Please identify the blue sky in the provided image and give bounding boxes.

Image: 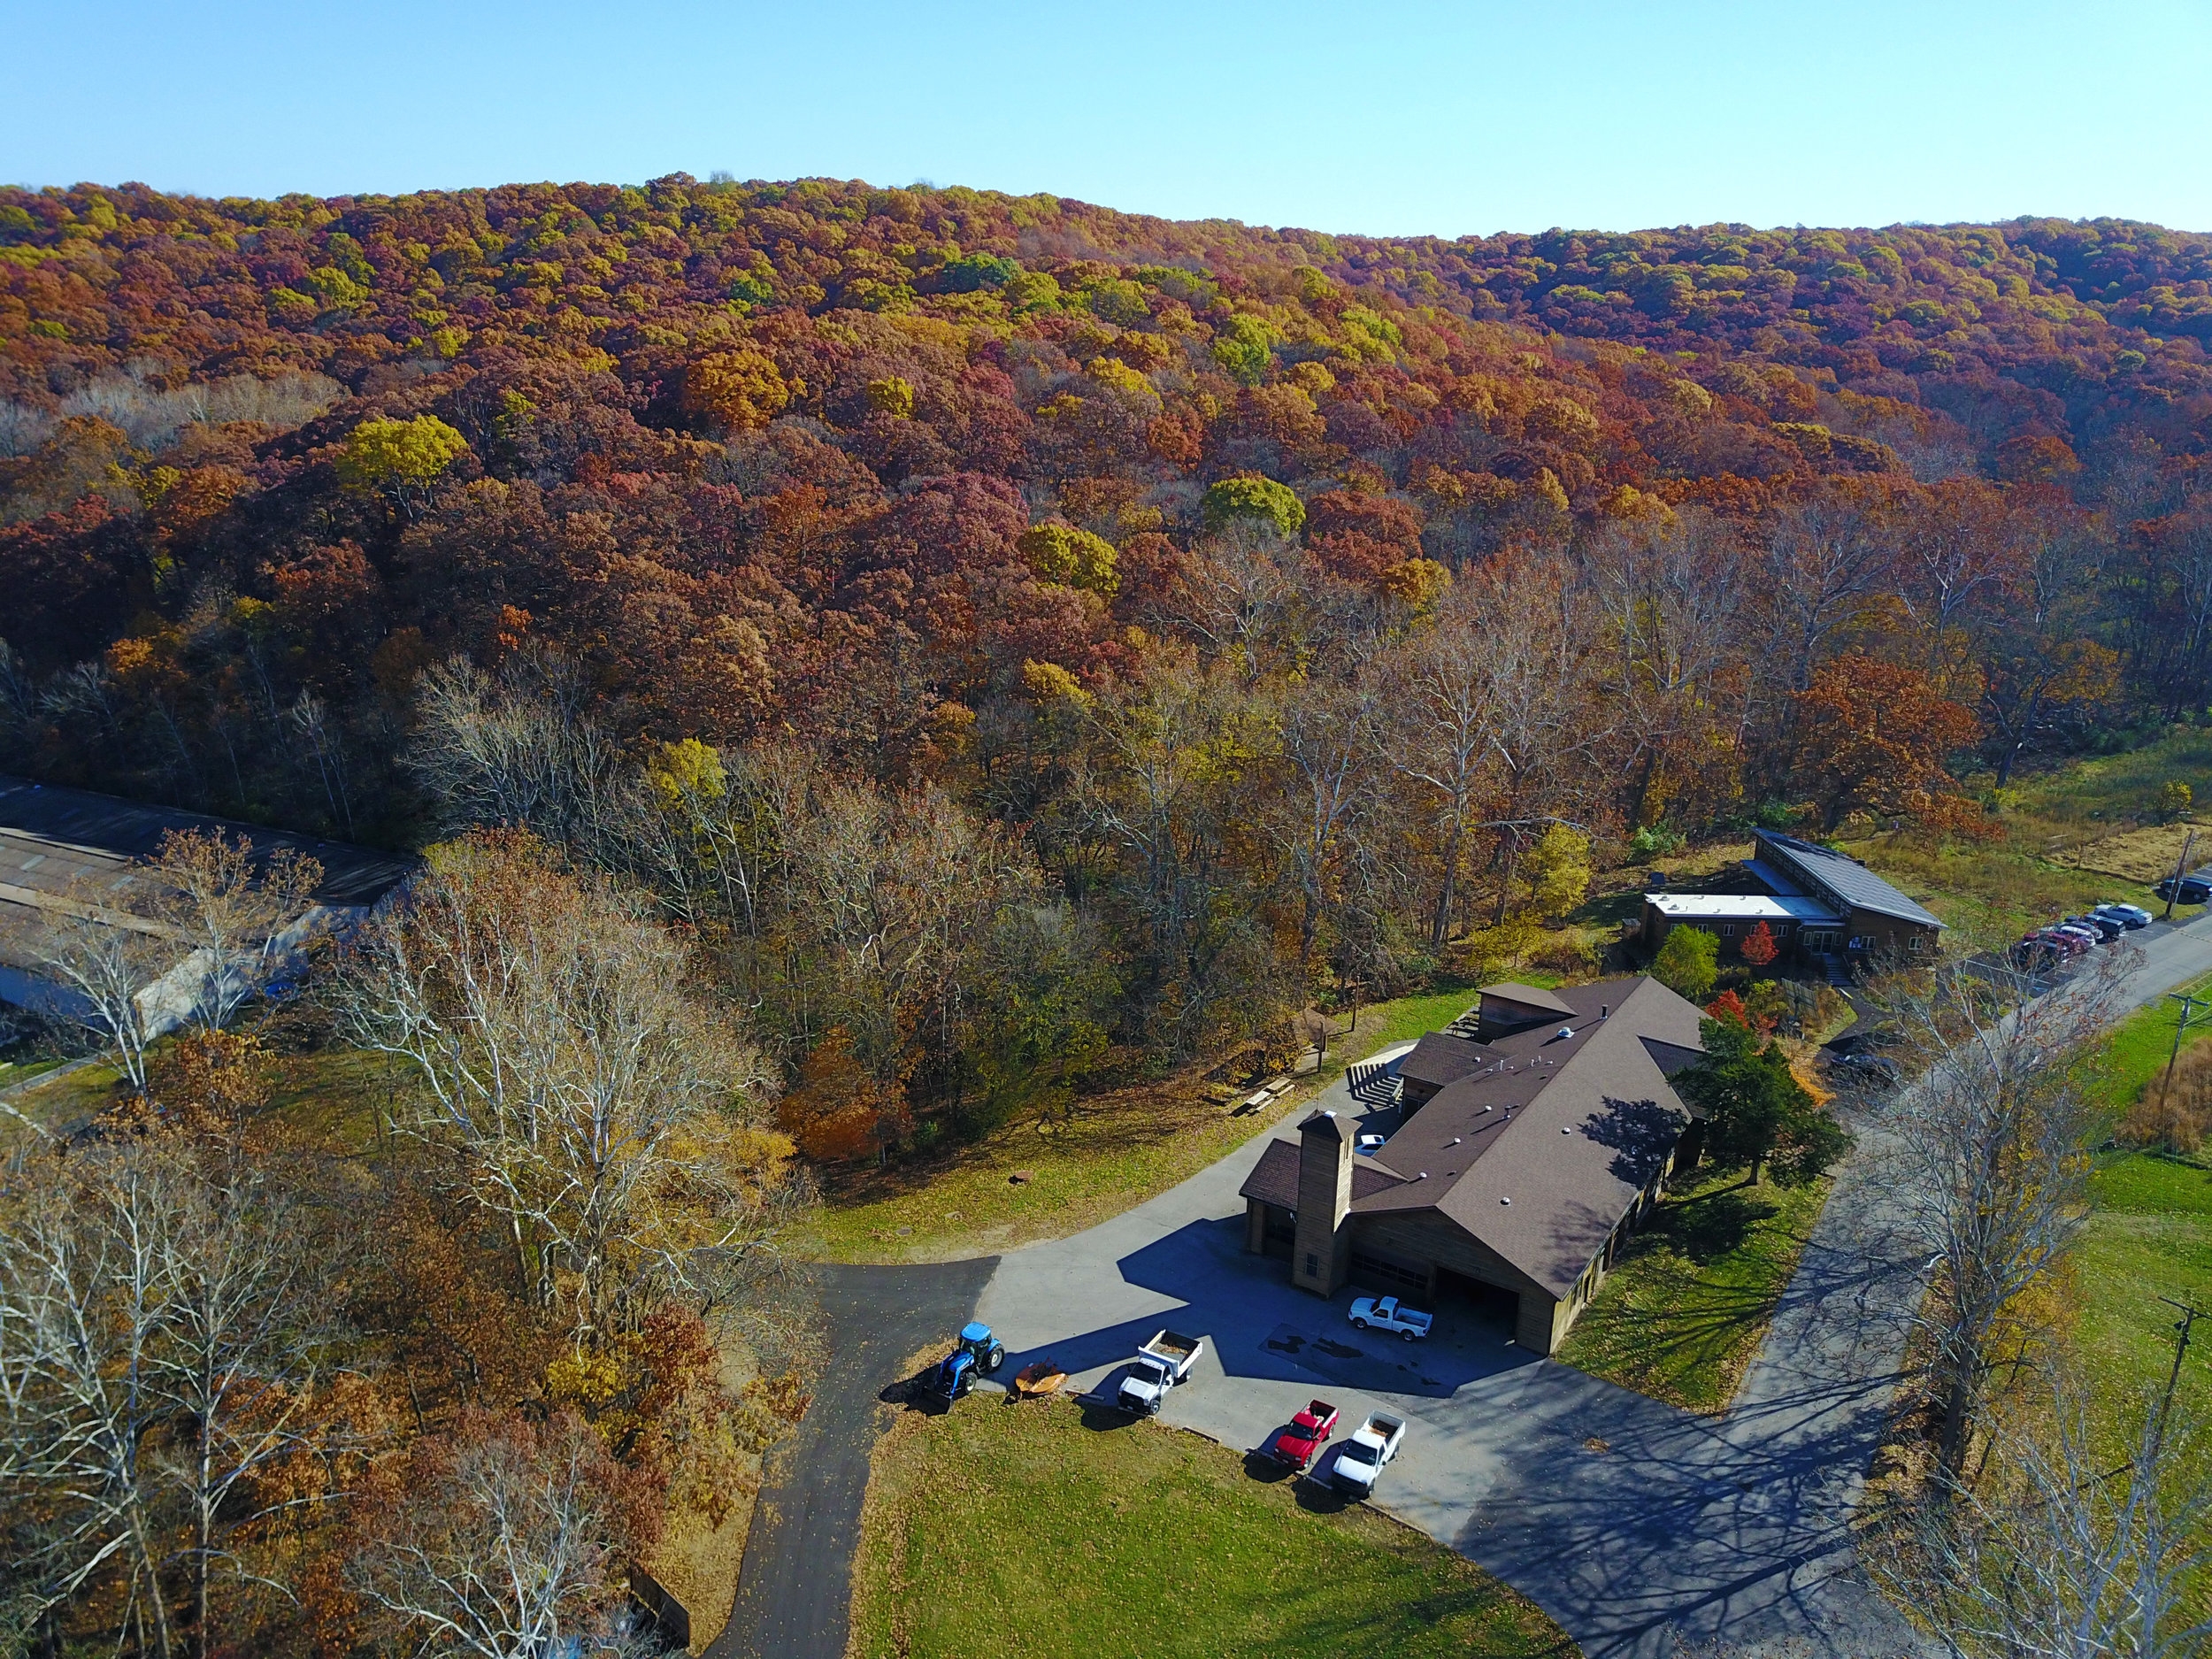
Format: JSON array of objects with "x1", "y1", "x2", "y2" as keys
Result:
[{"x1": 4, "y1": 0, "x2": 2208, "y2": 235}]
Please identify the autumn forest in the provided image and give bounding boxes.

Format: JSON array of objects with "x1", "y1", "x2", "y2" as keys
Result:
[
  {"x1": 8, "y1": 179, "x2": 2212, "y2": 1087},
  {"x1": 4, "y1": 173, "x2": 2212, "y2": 1652}
]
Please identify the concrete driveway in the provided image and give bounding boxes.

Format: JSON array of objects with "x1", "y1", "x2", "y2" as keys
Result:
[{"x1": 974, "y1": 915, "x2": 2212, "y2": 1657}]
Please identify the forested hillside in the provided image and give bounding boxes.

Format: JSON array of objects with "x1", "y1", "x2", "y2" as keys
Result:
[{"x1": 5, "y1": 174, "x2": 2212, "y2": 1119}]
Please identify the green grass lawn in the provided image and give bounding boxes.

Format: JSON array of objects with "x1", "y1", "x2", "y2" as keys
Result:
[
  {"x1": 802, "y1": 979, "x2": 1501, "y2": 1265},
  {"x1": 0, "y1": 1056, "x2": 123, "y2": 1144},
  {"x1": 2074, "y1": 1151, "x2": 2212, "y2": 1571},
  {"x1": 1815, "y1": 727, "x2": 2212, "y2": 946},
  {"x1": 0, "y1": 1056, "x2": 64, "y2": 1091},
  {"x1": 2006, "y1": 727, "x2": 2212, "y2": 829},
  {"x1": 848, "y1": 1394, "x2": 1572, "y2": 1659},
  {"x1": 1555, "y1": 1164, "x2": 1832, "y2": 1413},
  {"x1": 2078, "y1": 970, "x2": 2212, "y2": 1120}
]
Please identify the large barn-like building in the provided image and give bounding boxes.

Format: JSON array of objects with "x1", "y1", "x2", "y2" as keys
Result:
[{"x1": 1239, "y1": 976, "x2": 1707, "y2": 1354}]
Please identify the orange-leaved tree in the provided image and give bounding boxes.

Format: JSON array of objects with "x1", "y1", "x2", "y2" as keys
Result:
[
  {"x1": 1793, "y1": 653, "x2": 1982, "y2": 833},
  {"x1": 1741, "y1": 919, "x2": 1779, "y2": 968}
]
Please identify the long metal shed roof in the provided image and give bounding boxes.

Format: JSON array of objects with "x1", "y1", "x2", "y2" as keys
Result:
[{"x1": 1752, "y1": 832, "x2": 1943, "y2": 929}]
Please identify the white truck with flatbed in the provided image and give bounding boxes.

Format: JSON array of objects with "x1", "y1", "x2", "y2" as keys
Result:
[
  {"x1": 1116, "y1": 1329, "x2": 1203, "y2": 1414},
  {"x1": 1348, "y1": 1294, "x2": 1433, "y2": 1341},
  {"x1": 1331, "y1": 1410, "x2": 1406, "y2": 1497}
]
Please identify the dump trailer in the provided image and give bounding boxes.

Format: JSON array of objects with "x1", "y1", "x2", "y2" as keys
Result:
[{"x1": 1115, "y1": 1330, "x2": 1203, "y2": 1415}]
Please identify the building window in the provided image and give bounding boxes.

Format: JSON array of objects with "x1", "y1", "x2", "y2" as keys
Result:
[
  {"x1": 1720, "y1": 925, "x2": 1735, "y2": 938},
  {"x1": 1304, "y1": 1252, "x2": 1318, "y2": 1279},
  {"x1": 1910, "y1": 935, "x2": 1924, "y2": 952}
]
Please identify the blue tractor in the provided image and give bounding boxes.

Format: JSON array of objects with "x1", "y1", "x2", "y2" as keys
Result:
[{"x1": 929, "y1": 1322, "x2": 1007, "y2": 1402}]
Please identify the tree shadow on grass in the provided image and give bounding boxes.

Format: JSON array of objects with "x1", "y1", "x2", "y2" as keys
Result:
[
  {"x1": 1648, "y1": 1182, "x2": 1780, "y2": 1266},
  {"x1": 1573, "y1": 1277, "x2": 1786, "y2": 1388},
  {"x1": 1567, "y1": 1186, "x2": 1816, "y2": 1407},
  {"x1": 818, "y1": 1094, "x2": 1230, "y2": 1206}
]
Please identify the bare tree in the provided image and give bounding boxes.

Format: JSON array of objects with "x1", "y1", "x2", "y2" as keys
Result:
[
  {"x1": 1387, "y1": 553, "x2": 1602, "y2": 943},
  {"x1": 1586, "y1": 507, "x2": 1744, "y2": 829},
  {"x1": 286, "y1": 688, "x2": 356, "y2": 833},
  {"x1": 1275, "y1": 674, "x2": 1379, "y2": 977},
  {"x1": 143, "y1": 1144, "x2": 331, "y2": 1658},
  {"x1": 1763, "y1": 483, "x2": 1896, "y2": 695},
  {"x1": 614, "y1": 742, "x2": 804, "y2": 947},
  {"x1": 407, "y1": 648, "x2": 625, "y2": 852},
  {"x1": 1878, "y1": 1381, "x2": 2212, "y2": 1659},
  {"x1": 1161, "y1": 521, "x2": 1301, "y2": 680},
  {"x1": 142, "y1": 829, "x2": 323, "y2": 1033},
  {"x1": 1071, "y1": 657, "x2": 1288, "y2": 1058},
  {"x1": 332, "y1": 833, "x2": 780, "y2": 1340},
  {"x1": 346, "y1": 1410, "x2": 656, "y2": 1659},
  {"x1": 0, "y1": 1138, "x2": 330, "y2": 1658},
  {"x1": 1870, "y1": 950, "x2": 2129, "y2": 1472},
  {"x1": 0, "y1": 1141, "x2": 179, "y2": 1655},
  {"x1": 35, "y1": 887, "x2": 171, "y2": 1091}
]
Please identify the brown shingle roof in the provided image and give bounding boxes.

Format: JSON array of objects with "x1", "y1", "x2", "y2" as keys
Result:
[
  {"x1": 1242, "y1": 977, "x2": 1707, "y2": 1300},
  {"x1": 1238, "y1": 1138, "x2": 1408, "y2": 1210},
  {"x1": 1397, "y1": 1032, "x2": 1494, "y2": 1093},
  {"x1": 1479, "y1": 981, "x2": 1578, "y2": 1018}
]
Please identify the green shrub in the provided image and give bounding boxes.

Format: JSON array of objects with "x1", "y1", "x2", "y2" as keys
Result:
[
  {"x1": 1651, "y1": 926, "x2": 1718, "y2": 1001},
  {"x1": 1627, "y1": 823, "x2": 1686, "y2": 862}
]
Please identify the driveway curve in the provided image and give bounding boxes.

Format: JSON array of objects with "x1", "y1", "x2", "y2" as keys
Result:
[{"x1": 709, "y1": 1258, "x2": 997, "y2": 1659}]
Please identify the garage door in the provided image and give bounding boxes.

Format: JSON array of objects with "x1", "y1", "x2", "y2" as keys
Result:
[{"x1": 1349, "y1": 1249, "x2": 1429, "y2": 1294}]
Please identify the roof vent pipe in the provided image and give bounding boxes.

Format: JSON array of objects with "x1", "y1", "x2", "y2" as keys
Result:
[{"x1": 1601, "y1": 1004, "x2": 1609, "y2": 1018}]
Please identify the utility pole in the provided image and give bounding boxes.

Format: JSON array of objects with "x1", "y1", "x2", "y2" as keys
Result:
[
  {"x1": 2154, "y1": 1297, "x2": 2203, "y2": 1455},
  {"x1": 2163, "y1": 828, "x2": 2198, "y2": 922},
  {"x1": 2162, "y1": 990, "x2": 2209, "y2": 1106},
  {"x1": 2085, "y1": 1296, "x2": 2204, "y2": 1491}
]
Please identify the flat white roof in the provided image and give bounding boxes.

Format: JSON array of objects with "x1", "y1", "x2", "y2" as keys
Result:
[{"x1": 1647, "y1": 894, "x2": 1840, "y2": 922}]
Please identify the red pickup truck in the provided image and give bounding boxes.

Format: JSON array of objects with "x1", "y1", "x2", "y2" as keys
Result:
[{"x1": 1270, "y1": 1400, "x2": 1340, "y2": 1472}]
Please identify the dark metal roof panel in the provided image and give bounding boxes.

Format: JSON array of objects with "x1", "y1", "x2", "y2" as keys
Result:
[{"x1": 1752, "y1": 832, "x2": 1943, "y2": 929}]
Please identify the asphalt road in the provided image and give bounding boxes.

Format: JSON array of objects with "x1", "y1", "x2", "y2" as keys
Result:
[
  {"x1": 717, "y1": 916, "x2": 2212, "y2": 1658},
  {"x1": 708, "y1": 1257, "x2": 997, "y2": 1659}
]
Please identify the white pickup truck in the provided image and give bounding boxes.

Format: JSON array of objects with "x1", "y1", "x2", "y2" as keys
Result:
[
  {"x1": 1331, "y1": 1411, "x2": 1406, "y2": 1497},
  {"x1": 1349, "y1": 1295, "x2": 1433, "y2": 1341},
  {"x1": 1116, "y1": 1329, "x2": 1203, "y2": 1415}
]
